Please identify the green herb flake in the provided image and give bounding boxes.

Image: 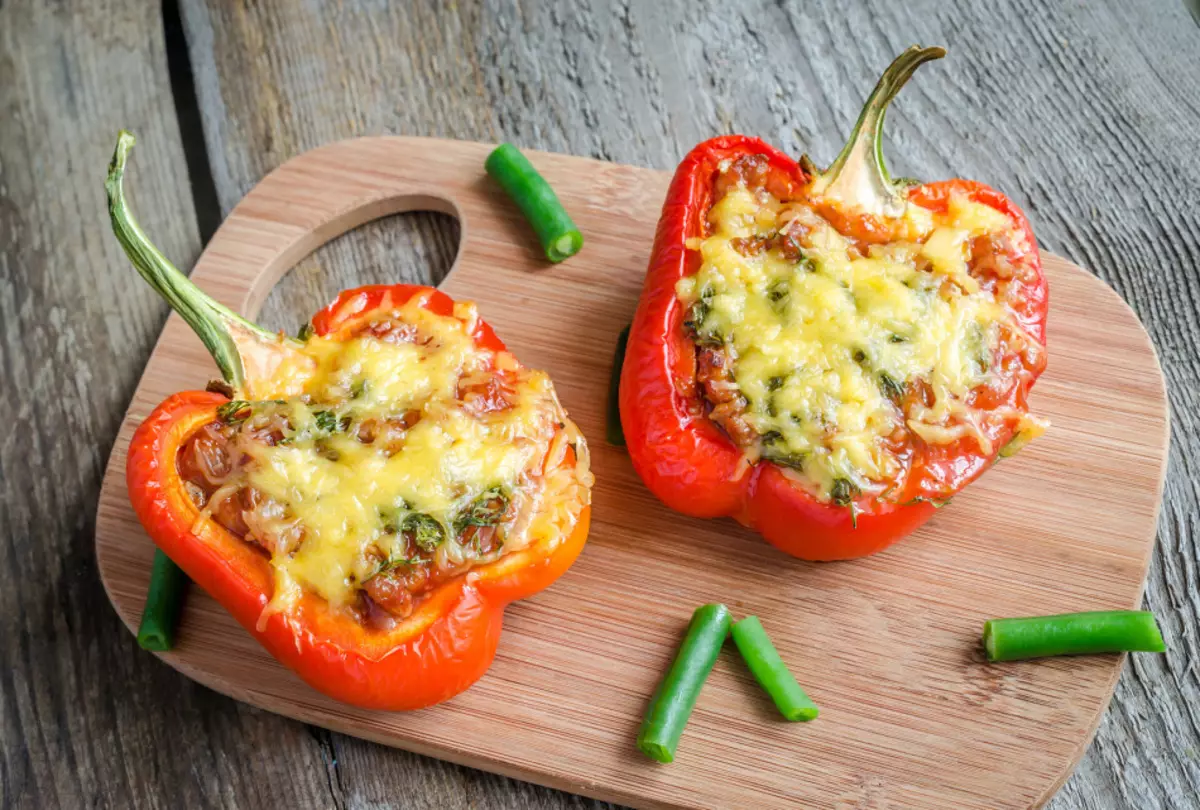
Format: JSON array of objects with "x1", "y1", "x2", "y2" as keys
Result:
[
  {"x1": 878, "y1": 372, "x2": 905, "y2": 400},
  {"x1": 455, "y1": 487, "x2": 510, "y2": 532},
  {"x1": 831, "y1": 478, "x2": 860, "y2": 507},
  {"x1": 761, "y1": 431, "x2": 806, "y2": 470},
  {"x1": 217, "y1": 400, "x2": 251, "y2": 424},
  {"x1": 313, "y1": 410, "x2": 344, "y2": 433},
  {"x1": 401, "y1": 513, "x2": 447, "y2": 551},
  {"x1": 371, "y1": 554, "x2": 418, "y2": 580},
  {"x1": 684, "y1": 287, "x2": 723, "y2": 346},
  {"x1": 297, "y1": 323, "x2": 314, "y2": 341},
  {"x1": 766, "y1": 279, "x2": 790, "y2": 315},
  {"x1": 901, "y1": 495, "x2": 952, "y2": 509}
]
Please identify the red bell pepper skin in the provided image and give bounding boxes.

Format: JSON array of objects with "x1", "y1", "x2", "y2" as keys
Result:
[
  {"x1": 109, "y1": 131, "x2": 591, "y2": 708},
  {"x1": 127, "y1": 285, "x2": 591, "y2": 710},
  {"x1": 620, "y1": 48, "x2": 1047, "y2": 561}
]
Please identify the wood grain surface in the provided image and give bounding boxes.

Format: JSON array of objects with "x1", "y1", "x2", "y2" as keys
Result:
[
  {"x1": 4, "y1": 0, "x2": 1200, "y2": 808},
  {"x1": 94, "y1": 136, "x2": 1169, "y2": 810}
]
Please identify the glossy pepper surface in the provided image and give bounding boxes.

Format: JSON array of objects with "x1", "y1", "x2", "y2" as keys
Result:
[
  {"x1": 619, "y1": 48, "x2": 1048, "y2": 560},
  {"x1": 111, "y1": 132, "x2": 590, "y2": 710}
]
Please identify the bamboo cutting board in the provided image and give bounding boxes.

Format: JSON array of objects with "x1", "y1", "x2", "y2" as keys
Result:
[{"x1": 95, "y1": 137, "x2": 1169, "y2": 810}]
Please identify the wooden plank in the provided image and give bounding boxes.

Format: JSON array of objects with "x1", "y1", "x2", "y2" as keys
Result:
[
  {"x1": 74, "y1": 0, "x2": 1200, "y2": 806},
  {"x1": 95, "y1": 137, "x2": 1168, "y2": 809},
  {"x1": 0, "y1": 3, "x2": 357, "y2": 808}
]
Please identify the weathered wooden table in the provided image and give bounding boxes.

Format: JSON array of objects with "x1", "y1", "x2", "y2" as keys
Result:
[{"x1": 3, "y1": 2, "x2": 1198, "y2": 808}]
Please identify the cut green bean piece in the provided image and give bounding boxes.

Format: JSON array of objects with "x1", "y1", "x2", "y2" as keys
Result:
[
  {"x1": 606, "y1": 324, "x2": 631, "y2": 446},
  {"x1": 485, "y1": 143, "x2": 583, "y2": 262},
  {"x1": 637, "y1": 603, "x2": 731, "y2": 763},
  {"x1": 136, "y1": 550, "x2": 189, "y2": 651},
  {"x1": 730, "y1": 616, "x2": 819, "y2": 721},
  {"x1": 983, "y1": 610, "x2": 1165, "y2": 662}
]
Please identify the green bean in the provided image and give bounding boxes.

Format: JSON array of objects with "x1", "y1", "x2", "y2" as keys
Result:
[
  {"x1": 484, "y1": 143, "x2": 583, "y2": 262},
  {"x1": 983, "y1": 610, "x2": 1165, "y2": 662},
  {"x1": 637, "y1": 603, "x2": 731, "y2": 763},
  {"x1": 136, "y1": 550, "x2": 188, "y2": 651},
  {"x1": 606, "y1": 324, "x2": 630, "y2": 446},
  {"x1": 730, "y1": 616, "x2": 819, "y2": 721}
]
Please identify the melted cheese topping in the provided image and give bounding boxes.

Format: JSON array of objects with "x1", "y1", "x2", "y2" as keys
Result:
[
  {"x1": 677, "y1": 181, "x2": 1041, "y2": 501},
  {"x1": 214, "y1": 293, "x2": 591, "y2": 619}
]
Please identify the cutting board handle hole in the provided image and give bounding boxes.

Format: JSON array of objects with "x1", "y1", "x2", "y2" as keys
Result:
[{"x1": 249, "y1": 209, "x2": 461, "y2": 334}]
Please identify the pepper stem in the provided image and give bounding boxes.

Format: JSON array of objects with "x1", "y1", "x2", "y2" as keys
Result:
[
  {"x1": 809, "y1": 46, "x2": 946, "y2": 218},
  {"x1": 106, "y1": 131, "x2": 283, "y2": 389}
]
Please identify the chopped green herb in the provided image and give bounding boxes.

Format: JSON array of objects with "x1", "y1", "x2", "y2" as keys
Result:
[
  {"x1": 684, "y1": 287, "x2": 723, "y2": 346},
  {"x1": 849, "y1": 501, "x2": 863, "y2": 529},
  {"x1": 469, "y1": 532, "x2": 502, "y2": 556},
  {"x1": 761, "y1": 432, "x2": 805, "y2": 470},
  {"x1": 888, "y1": 333, "x2": 908, "y2": 344},
  {"x1": 217, "y1": 400, "x2": 251, "y2": 424},
  {"x1": 313, "y1": 410, "x2": 337, "y2": 432},
  {"x1": 297, "y1": 323, "x2": 314, "y2": 341},
  {"x1": 766, "y1": 279, "x2": 790, "y2": 314},
  {"x1": 766, "y1": 375, "x2": 786, "y2": 392},
  {"x1": 371, "y1": 553, "x2": 418, "y2": 580},
  {"x1": 455, "y1": 487, "x2": 510, "y2": 531},
  {"x1": 878, "y1": 372, "x2": 905, "y2": 400},
  {"x1": 400, "y1": 513, "x2": 446, "y2": 551},
  {"x1": 901, "y1": 495, "x2": 952, "y2": 509},
  {"x1": 313, "y1": 410, "x2": 349, "y2": 433},
  {"x1": 965, "y1": 321, "x2": 991, "y2": 375},
  {"x1": 831, "y1": 477, "x2": 860, "y2": 507},
  {"x1": 350, "y1": 379, "x2": 370, "y2": 400}
]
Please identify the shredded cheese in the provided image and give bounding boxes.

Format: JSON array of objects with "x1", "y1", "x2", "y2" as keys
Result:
[
  {"x1": 678, "y1": 182, "x2": 1042, "y2": 501},
  {"x1": 217, "y1": 294, "x2": 590, "y2": 618}
]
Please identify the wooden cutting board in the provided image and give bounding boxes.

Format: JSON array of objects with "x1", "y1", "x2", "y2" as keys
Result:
[{"x1": 95, "y1": 137, "x2": 1169, "y2": 810}]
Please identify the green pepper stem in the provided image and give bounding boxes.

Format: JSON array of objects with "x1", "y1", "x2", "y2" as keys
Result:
[
  {"x1": 809, "y1": 46, "x2": 946, "y2": 218},
  {"x1": 106, "y1": 130, "x2": 286, "y2": 388}
]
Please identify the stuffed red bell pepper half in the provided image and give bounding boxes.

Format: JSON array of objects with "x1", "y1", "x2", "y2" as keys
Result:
[
  {"x1": 620, "y1": 46, "x2": 1048, "y2": 561},
  {"x1": 109, "y1": 132, "x2": 593, "y2": 710}
]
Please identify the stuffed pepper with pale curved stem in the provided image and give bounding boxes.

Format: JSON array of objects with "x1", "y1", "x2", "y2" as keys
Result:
[
  {"x1": 620, "y1": 47, "x2": 1048, "y2": 561},
  {"x1": 108, "y1": 132, "x2": 593, "y2": 710}
]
